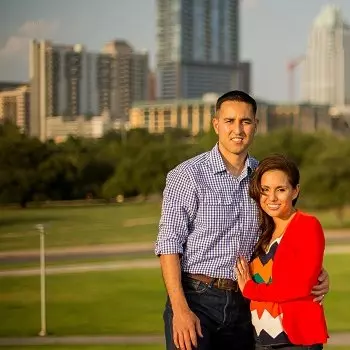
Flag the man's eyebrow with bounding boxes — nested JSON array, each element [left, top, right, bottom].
[[223, 116, 254, 120]]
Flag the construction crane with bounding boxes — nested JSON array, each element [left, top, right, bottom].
[[287, 56, 304, 102]]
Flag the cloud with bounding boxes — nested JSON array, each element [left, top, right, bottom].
[[0, 19, 60, 58], [18, 19, 60, 38]]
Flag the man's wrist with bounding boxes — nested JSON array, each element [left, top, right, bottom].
[[170, 298, 190, 314]]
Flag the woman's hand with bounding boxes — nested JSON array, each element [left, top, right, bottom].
[[234, 256, 252, 292]]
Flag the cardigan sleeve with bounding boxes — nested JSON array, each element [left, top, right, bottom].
[[243, 216, 325, 303]]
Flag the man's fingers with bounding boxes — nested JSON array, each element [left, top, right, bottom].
[[184, 331, 193, 350], [173, 330, 180, 349], [313, 294, 325, 304], [196, 318, 203, 338], [311, 284, 322, 293], [189, 327, 197, 348], [312, 284, 328, 294], [178, 331, 186, 350], [318, 268, 327, 282]]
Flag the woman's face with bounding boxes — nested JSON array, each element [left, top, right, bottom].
[[259, 169, 299, 220]]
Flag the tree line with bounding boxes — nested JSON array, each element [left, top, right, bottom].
[[0, 121, 349, 219]]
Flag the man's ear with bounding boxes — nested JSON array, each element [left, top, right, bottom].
[[254, 118, 259, 134], [212, 116, 219, 135]]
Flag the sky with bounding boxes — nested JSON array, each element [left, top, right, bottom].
[[1, 0, 349, 102]]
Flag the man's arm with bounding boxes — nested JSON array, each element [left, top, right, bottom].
[[160, 254, 202, 350], [156, 169, 202, 350]]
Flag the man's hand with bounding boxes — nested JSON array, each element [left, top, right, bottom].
[[312, 267, 329, 304], [235, 256, 252, 292], [173, 308, 203, 350]]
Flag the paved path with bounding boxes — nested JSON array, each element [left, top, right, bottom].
[[0, 333, 349, 346], [1, 229, 350, 264], [0, 242, 155, 264], [0, 242, 155, 259], [0, 244, 349, 277], [0, 258, 159, 277]]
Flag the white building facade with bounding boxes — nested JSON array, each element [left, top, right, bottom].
[[302, 5, 350, 106]]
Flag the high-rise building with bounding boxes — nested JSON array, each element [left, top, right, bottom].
[[0, 84, 30, 133], [156, 0, 242, 99], [29, 40, 117, 140], [302, 5, 350, 106], [102, 40, 149, 121]]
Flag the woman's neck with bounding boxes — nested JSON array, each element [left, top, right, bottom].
[[272, 209, 297, 238]]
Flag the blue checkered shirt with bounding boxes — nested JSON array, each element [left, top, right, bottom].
[[155, 144, 260, 280]]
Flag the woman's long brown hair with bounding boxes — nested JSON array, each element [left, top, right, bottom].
[[249, 154, 300, 258]]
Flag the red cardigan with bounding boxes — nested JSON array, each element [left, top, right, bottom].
[[243, 211, 328, 345]]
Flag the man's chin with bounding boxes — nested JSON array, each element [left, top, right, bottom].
[[228, 146, 248, 156]]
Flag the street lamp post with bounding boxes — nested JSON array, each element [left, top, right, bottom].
[[36, 224, 47, 337]]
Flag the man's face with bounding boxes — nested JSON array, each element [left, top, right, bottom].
[[212, 100, 257, 156]]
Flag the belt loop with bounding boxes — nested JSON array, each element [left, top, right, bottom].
[[208, 278, 216, 289]]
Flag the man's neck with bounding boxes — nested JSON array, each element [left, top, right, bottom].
[[218, 144, 248, 177]]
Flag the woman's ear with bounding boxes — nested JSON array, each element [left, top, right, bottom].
[[293, 184, 300, 200]]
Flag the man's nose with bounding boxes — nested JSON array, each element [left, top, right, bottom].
[[232, 121, 243, 134]]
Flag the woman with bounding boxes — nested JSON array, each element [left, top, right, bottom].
[[235, 154, 328, 350]]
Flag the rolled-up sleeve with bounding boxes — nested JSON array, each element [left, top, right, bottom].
[[155, 167, 198, 256]]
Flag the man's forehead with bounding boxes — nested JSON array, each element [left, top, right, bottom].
[[217, 101, 255, 117]]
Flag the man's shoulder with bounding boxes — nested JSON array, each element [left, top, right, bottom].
[[168, 150, 211, 178], [248, 156, 259, 171]]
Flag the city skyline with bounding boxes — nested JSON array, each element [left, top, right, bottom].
[[156, 0, 243, 99], [1, 0, 350, 102], [302, 4, 350, 105]]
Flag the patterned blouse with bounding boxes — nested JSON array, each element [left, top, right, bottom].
[[250, 237, 292, 346]]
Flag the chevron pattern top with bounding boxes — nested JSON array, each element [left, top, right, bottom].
[[250, 237, 291, 346]]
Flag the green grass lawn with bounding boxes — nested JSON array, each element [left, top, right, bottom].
[[0, 203, 350, 253], [0, 203, 161, 252], [0, 268, 165, 337], [0, 254, 349, 338], [323, 254, 350, 333]]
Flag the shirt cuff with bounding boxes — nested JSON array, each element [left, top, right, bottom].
[[155, 240, 184, 256]]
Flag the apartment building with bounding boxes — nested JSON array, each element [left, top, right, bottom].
[[130, 98, 333, 135], [0, 84, 30, 133]]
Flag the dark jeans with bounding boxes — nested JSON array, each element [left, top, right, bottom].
[[163, 275, 255, 350], [255, 344, 323, 350]]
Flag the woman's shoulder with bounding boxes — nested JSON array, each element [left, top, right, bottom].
[[294, 210, 323, 231]]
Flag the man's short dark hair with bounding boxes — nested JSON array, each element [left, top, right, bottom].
[[216, 90, 257, 116]]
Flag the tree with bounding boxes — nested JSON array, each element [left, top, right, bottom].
[[301, 138, 350, 222], [0, 136, 50, 207]]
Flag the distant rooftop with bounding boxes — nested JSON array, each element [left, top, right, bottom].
[[313, 4, 350, 28], [0, 81, 28, 92]]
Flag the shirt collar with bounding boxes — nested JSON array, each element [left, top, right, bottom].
[[208, 143, 255, 175]]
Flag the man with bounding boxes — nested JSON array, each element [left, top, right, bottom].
[[155, 91, 329, 350]]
